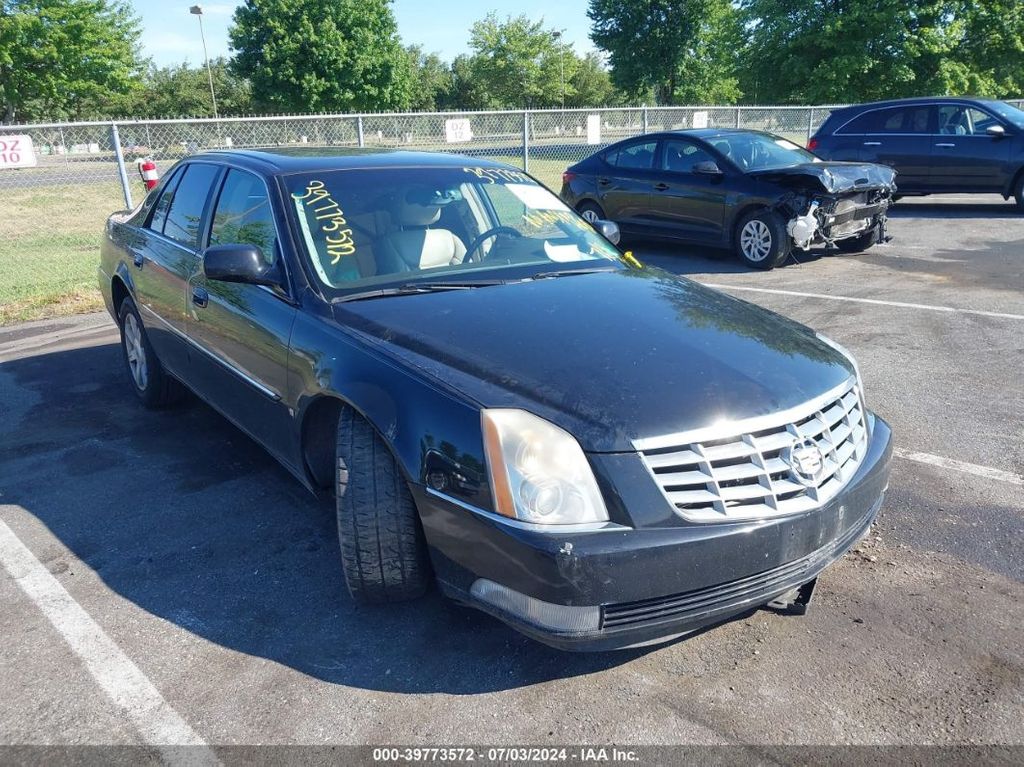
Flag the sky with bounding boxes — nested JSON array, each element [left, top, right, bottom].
[[132, 0, 597, 69]]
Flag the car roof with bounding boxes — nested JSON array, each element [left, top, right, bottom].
[[830, 96, 997, 115], [631, 128, 780, 141], [190, 147, 512, 175]]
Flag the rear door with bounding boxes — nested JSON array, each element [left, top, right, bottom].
[[185, 168, 298, 462], [594, 139, 660, 229], [645, 137, 727, 241], [133, 162, 223, 373], [852, 104, 935, 191], [930, 104, 1013, 192]]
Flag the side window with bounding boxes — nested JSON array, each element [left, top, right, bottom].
[[837, 111, 879, 135], [162, 163, 221, 249], [605, 141, 657, 170], [875, 106, 932, 134], [661, 139, 715, 172], [937, 105, 999, 135], [209, 169, 278, 264], [148, 167, 184, 233]]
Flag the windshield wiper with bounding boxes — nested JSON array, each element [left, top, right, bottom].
[[530, 266, 618, 280], [332, 279, 507, 303]]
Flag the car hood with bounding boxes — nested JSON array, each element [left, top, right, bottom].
[[748, 161, 897, 194], [333, 270, 855, 452]]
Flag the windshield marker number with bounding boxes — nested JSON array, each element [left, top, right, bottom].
[[293, 180, 356, 264]]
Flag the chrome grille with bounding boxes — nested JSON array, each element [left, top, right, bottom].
[[635, 379, 868, 522]]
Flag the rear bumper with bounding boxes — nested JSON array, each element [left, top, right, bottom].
[[417, 416, 892, 651]]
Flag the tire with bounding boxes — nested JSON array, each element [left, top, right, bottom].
[[335, 408, 432, 603], [118, 298, 183, 409], [835, 229, 877, 254], [576, 200, 606, 224], [735, 209, 791, 269], [1014, 174, 1024, 211]]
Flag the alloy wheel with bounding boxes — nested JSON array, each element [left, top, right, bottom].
[[740, 219, 773, 262], [123, 313, 148, 391]]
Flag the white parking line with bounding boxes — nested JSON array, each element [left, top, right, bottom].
[[702, 284, 1024, 321], [0, 518, 218, 764], [894, 448, 1024, 486]]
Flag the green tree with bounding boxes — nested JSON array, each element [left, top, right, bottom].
[[123, 58, 253, 118], [0, 0, 143, 123], [568, 51, 622, 107], [405, 46, 453, 111], [438, 54, 490, 110], [229, 0, 411, 113], [738, 0, 1024, 104], [588, 0, 742, 105], [466, 13, 579, 108]]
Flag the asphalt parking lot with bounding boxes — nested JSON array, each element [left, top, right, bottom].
[[1, 194, 1022, 752]]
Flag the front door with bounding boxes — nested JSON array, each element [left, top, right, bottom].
[[646, 137, 727, 241], [185, 168, 298, 464], [930, 104, 1013, 192]]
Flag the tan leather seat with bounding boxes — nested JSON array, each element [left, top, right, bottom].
[[376, 198, 466, 274]]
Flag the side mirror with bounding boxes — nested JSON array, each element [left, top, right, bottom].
[[202, 243, 278, 286], [693, 160, 723, 176], [986, 124, 1007, 138], [593, 219, 621, 246]]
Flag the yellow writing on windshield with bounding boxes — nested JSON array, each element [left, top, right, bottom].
[[462, 166, 532, 184], [522, 208, 592, 233], [292, 179, 356, 264]]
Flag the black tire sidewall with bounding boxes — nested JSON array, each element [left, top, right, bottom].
[[836, 230, 876, 253], [736, 210, 790, 269]]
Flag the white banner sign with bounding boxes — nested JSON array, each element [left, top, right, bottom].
[[444, 118, 473, 143], [692, 110, 709, 129], [0, 135, 37, 169], [586, 114, 601, 145]]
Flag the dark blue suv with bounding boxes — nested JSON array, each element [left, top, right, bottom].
[[809, 97, 1024, 208]]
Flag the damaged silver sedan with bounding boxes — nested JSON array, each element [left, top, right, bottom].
[[560, 128, 897, 269]]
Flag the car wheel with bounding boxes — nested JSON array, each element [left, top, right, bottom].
[[1014, 174, 1024, 211], [577, 200, 606, 224], [735, 210, 790, 269], [835, 230, 877, 254], [118, 298, 183, 408], [335, 408, 432, 603]]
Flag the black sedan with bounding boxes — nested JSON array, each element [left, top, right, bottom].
[[810, 97, 1024, 207], [560, 129, 896, 269], [99, 148, 892, 651]]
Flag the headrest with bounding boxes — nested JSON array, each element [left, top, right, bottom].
[[395, 197, 441, 227]]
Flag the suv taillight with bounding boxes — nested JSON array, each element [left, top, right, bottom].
[[806, 137, 820, 152], [561, 171, 576, 186]]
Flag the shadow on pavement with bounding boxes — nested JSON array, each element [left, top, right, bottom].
[[630, 237, 837, 276], [0, 341, 672, 694]]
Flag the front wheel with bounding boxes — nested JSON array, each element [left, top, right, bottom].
[[735, 210, 790, 269], [335, 408, 432, 603], [835, 230, 877, 254], [1013, 174, 1024, 211]]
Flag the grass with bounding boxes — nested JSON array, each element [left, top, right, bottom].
[[0, 156, 574, 328], [0, 181, 125, 325]]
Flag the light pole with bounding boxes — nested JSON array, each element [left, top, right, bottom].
[[190, 5, 219, 120], [552, 30, 565, 111]]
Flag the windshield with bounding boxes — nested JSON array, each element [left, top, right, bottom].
[[708, 133, 818, 171], [283, 166, 622, 295], [981, 100, 1024, 129]]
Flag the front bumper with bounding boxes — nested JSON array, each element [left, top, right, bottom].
[[415, 415, 892, 651]]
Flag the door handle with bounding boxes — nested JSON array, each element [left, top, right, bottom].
[[863, 141, 881, 146], [597, 177, 611, 186], [132, 252, 144, 268], [191, 286, 209, 308], [934, 142, 956, 148], [654, 182, 669, 191]]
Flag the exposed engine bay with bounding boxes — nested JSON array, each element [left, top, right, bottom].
[[750, 162, 897, 251]]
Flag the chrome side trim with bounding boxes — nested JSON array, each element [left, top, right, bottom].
[[138, 303, 281, 401], [424, 487, 629, 533], [632, 377, 855, 452]]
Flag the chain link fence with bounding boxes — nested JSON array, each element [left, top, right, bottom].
[[1, 101, 1021, 322]]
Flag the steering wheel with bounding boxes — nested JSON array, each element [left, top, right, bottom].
[[465, 226, 524, 263]]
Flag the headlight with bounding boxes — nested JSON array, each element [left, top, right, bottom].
[[480, 409, 609, 526], [816, 332, 866, 407]]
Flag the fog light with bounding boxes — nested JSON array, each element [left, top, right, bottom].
[[470, 579, 600, 633]]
